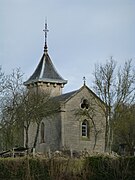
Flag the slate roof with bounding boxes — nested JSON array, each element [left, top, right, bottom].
[[24, 52, 67, 85], [52, 85, 106, 105], [52, 90, 77, 102]]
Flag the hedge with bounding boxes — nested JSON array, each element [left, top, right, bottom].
[[0, 156, 135, 180], [0, 157, 49, 180], [84, 156, 135, 180]]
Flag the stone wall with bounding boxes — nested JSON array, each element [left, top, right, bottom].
[[36, 113, 61, 153], [61, 86, 105, 152], [27, 83, 64, 97]]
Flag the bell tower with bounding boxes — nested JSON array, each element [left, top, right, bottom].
[[24, 22, 67, 97]]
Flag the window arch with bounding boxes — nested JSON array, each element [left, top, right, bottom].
[[81, 120, 89, 137], [41, 122, 45, 143]]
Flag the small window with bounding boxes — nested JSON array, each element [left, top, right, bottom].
[[82, 120, 89, 137], [81, 99, 89, 109], [41, 122, 45, 143]]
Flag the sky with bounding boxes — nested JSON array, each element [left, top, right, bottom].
[[1, 0, 135, 93]]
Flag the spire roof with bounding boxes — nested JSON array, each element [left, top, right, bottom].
[[24, 52, 67, 85], [24, 21, 67, 86]]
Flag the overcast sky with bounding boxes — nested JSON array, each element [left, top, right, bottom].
[[1, 0, 135, 93]]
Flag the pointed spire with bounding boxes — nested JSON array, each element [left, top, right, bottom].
[[43, 19, 49, 53]]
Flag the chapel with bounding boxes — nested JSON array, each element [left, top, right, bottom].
[[24, 23, 106, 154]]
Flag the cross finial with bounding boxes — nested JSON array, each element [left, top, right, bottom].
[[83, 76, 86, 85], [43, 19, 49, 52]]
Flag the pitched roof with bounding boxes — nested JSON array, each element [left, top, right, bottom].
[[52, 90, 77, 102], [52, 85, 105, 105], [24, 52, 67, 85]]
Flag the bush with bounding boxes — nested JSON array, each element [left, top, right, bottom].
[[85, 156, 135, 180]]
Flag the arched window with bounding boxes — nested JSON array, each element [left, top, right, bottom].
[[82, 120, 89, 137], [41, 122, 45, 143]]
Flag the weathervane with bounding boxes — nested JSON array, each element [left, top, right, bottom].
[[43, 19, 49, 52]]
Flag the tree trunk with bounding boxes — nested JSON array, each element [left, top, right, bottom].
[[108, 121, 113, 153], [104, 114, 109, 152], [108, 106, 113, 153], [25, 127, 29, 149], [33, 122, 40, 149], [93, 132, 98, 150]]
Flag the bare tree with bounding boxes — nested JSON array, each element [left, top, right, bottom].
[[93, 58, 135, 152], [0, 66, 6, 125], [23, 91, 59, 150], [0, 66, 5, 94], [0, 68, 25, 150], [0, 67, 59, 151], [1, 68, 24, 124], [113, 104, 135, 155]]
